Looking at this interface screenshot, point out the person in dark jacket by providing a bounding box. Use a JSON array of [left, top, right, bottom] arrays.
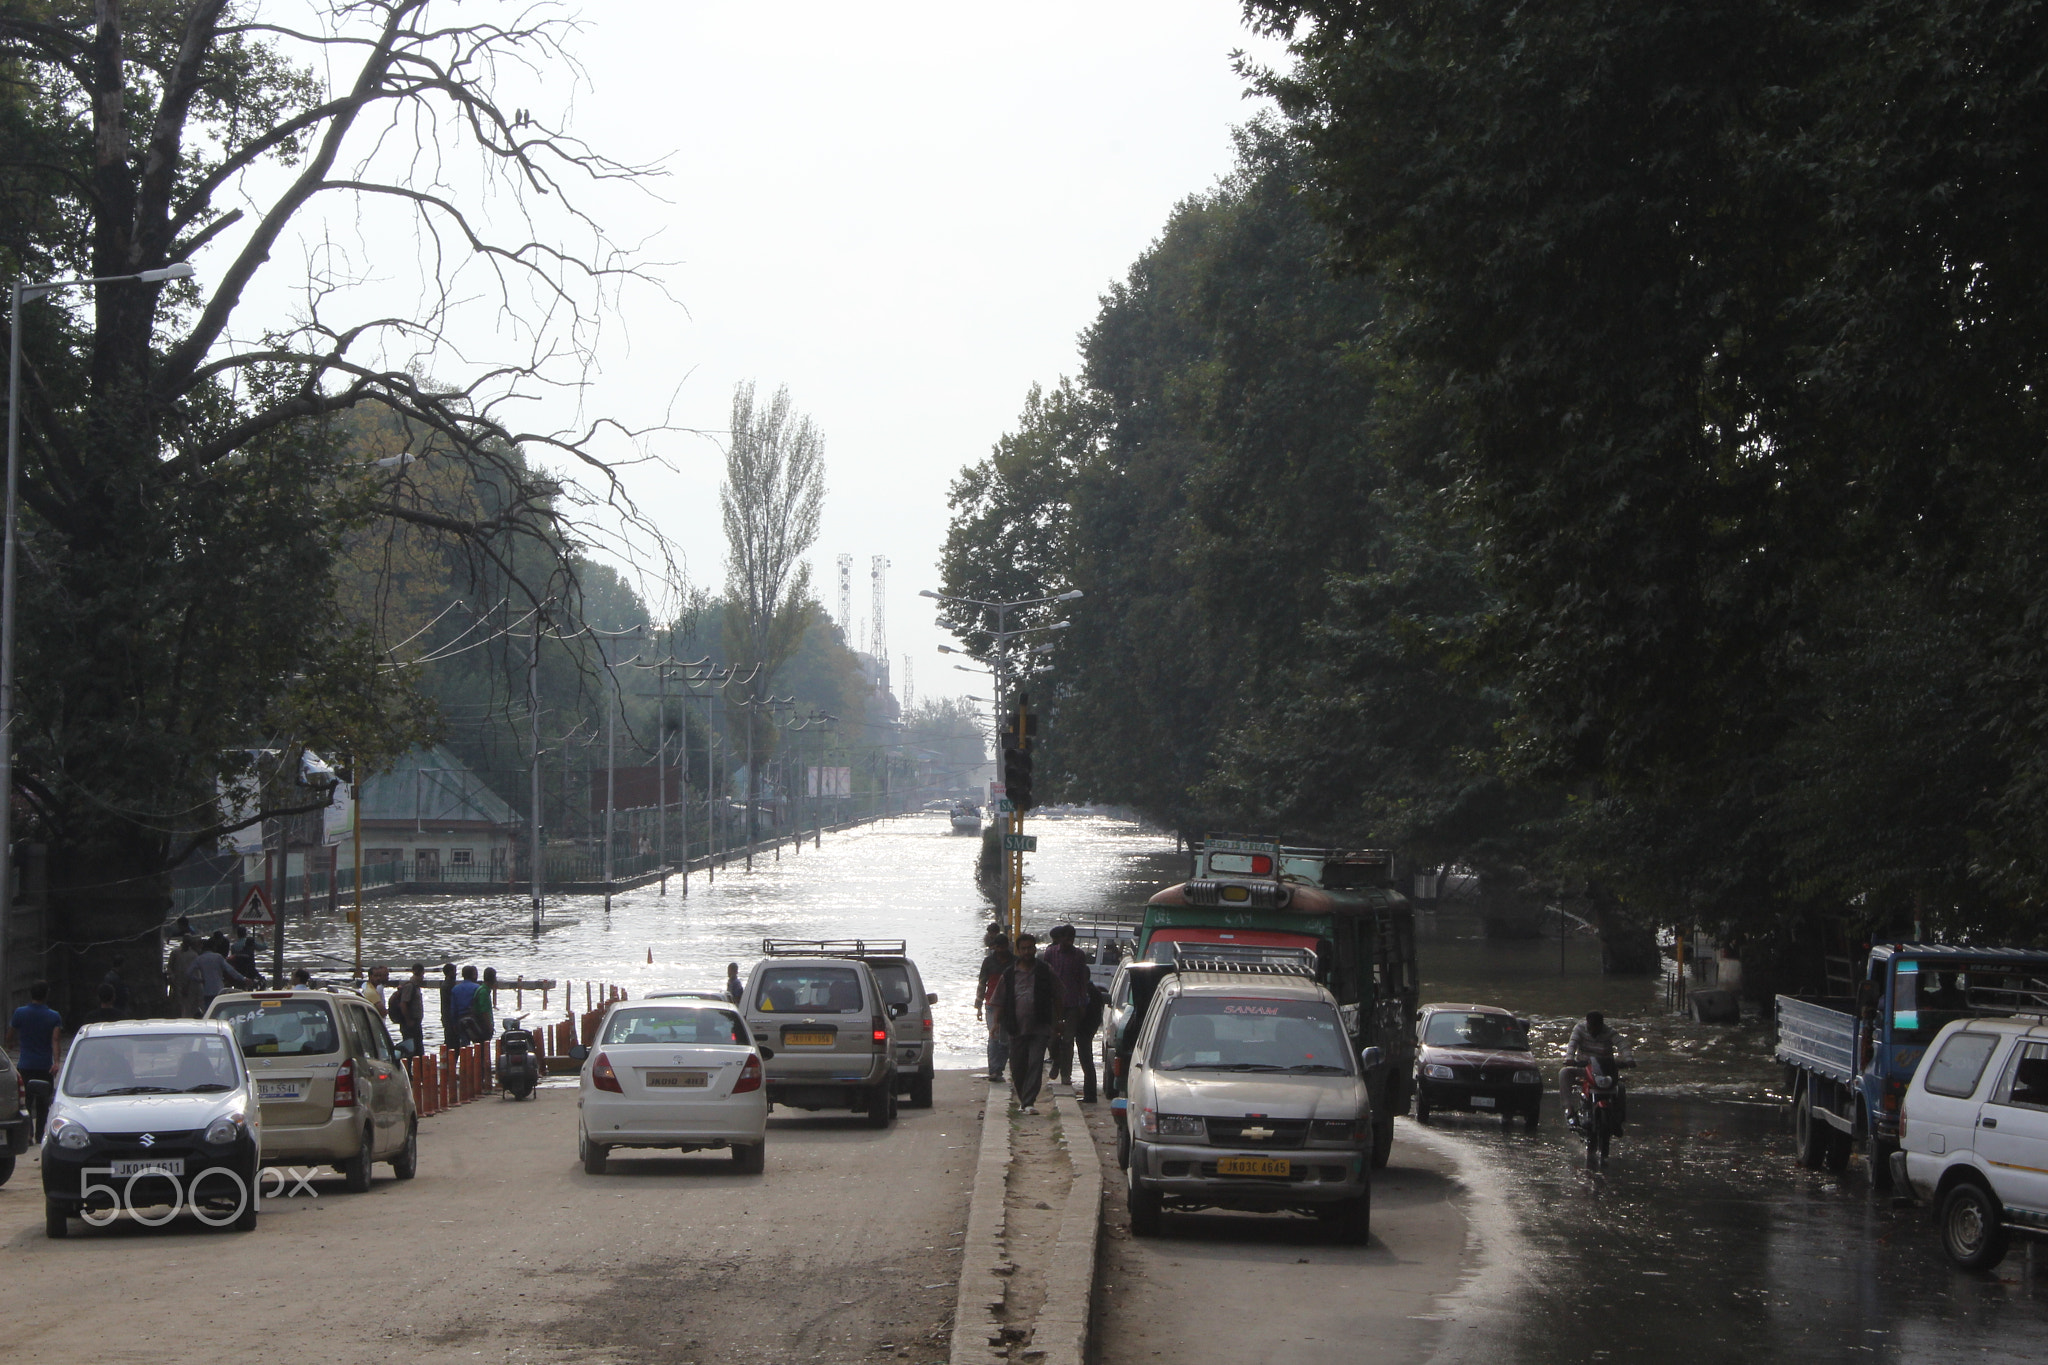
[[976, 935, 1015, 1083], [990, 933, 1059, 1113]]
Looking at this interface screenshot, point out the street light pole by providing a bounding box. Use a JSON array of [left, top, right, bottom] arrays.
[[2, 263, 194, 1009]]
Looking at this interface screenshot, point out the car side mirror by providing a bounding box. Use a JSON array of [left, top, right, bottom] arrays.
[[1412, 1008, 1423, 1023], [1360, 1046, 1385, 1071], [926, 992, 938, 1005], [568, 1044, 589, 1063]]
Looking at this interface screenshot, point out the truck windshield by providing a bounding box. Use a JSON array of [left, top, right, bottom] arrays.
[[1891, 961, 2048, 1044], [1151, 997, 1353, 1074]]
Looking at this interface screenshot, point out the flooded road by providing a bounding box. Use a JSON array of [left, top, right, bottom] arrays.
[[290, 811, 1178, 1066], [289, 819, 2048, 1360], [1418, 913, 2048, 1365]]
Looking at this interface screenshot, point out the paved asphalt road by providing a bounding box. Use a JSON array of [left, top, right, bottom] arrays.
[[1082, 1106, 1480, 1364], [0, 1074, 981, 1365]]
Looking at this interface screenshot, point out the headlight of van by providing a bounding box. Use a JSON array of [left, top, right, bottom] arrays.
[[1139, 1110, 1205, 1138], [204, 1114, 247, 1146], [1423, 1063, 1455, 1079]]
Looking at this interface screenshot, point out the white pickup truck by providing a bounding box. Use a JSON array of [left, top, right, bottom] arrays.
[[1895, 1014, 2048, 1269]]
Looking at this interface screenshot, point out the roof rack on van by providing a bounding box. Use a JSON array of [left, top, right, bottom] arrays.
[[1965, 978, 2048, 1016], [1171, 957, 1317, 979], [761, 938, 908, 960]]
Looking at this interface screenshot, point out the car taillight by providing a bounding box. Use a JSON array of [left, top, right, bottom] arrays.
[[592, 1052, 622, 1093], [921, 1016, 932, 1033], [872, 1018, 888, 1046], [333, 1058, 356, 1108], [733, 1055, 763, 1094]]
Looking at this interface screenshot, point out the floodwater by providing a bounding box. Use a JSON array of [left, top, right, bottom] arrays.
[[287, 811, 1179, 1065], [1417, 910, 2048, 1365], [289, 817, 2048, 1359]]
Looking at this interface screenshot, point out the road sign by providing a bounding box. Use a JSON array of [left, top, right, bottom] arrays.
[[995, 799, 1015, 813], [232, 885, 276, 928], [1003, 834, 1038, 853]]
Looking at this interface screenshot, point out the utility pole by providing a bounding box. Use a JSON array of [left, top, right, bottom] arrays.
[[528, 619, 543, 934], [657, 656, 670, 895], [603, 670, 616, 913], [351, 758, 364, 977]]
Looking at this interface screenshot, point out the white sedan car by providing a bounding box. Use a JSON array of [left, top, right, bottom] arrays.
[[574, 1001, 768, 1174]]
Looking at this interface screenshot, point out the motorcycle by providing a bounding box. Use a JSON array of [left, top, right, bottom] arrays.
[[1567, 1052, 1631, 1169], [496, 1015, 540, 1100]]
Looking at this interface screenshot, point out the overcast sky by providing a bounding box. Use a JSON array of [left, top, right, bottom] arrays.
[[242, 3, 1285, 702]]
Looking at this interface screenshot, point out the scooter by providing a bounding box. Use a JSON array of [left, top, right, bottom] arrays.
[[496, 1015, 540, 1100], [1568, 1053, 1630, 1170]]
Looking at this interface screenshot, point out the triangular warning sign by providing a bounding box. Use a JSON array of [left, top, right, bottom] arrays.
[[232, 885, 276, 927]]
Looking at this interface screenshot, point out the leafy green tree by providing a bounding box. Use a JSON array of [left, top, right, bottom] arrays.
[[0, 2, 663, 1008]]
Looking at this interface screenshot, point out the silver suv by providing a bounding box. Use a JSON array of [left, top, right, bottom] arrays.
[[742, 952, 897, 1127], [1122, 965, 1375, 1242]]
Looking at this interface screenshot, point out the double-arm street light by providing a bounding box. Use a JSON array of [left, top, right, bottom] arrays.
[[2, 263, 197, 1004]]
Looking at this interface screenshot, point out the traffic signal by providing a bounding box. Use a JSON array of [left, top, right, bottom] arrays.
[[1002, 694, 1038, 812], [1003, 741, 1034, 812]]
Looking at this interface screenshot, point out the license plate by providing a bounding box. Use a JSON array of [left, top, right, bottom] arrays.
[[1472, 1095, 1496, 1109], [782, 1031, 834, 1046], [257, 1080, 304, 1102], [645, 1071, 710, 1088], [111, 1158, 186, 1177], [1216, 1156, 1291, 1178]]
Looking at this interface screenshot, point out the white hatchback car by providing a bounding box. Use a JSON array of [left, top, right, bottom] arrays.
[[574, 1000, 768, 1174], [1896, 1014, 2048, 1269]]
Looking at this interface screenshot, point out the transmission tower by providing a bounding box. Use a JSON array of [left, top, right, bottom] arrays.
[[902, 654, 915, 709], [870, 555, 890, 692], [836, 554, 853, 638]]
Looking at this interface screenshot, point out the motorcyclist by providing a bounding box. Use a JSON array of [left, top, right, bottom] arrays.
[[1559, 1010, 1629, 1125]]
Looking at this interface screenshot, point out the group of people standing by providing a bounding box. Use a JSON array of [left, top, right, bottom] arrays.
[[977, 923, 1107, 1113]]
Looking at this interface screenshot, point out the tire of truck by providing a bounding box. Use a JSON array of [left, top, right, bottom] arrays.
[[1370, 1114, 1395, 1169], [1794, 1079, 1827, 1169], [1823, 1119, 1852, 1172], [1939, 1178, 2010, 1272], [1128, 1177, 1164, 1237], [1870, 1136, 1899, 1191]]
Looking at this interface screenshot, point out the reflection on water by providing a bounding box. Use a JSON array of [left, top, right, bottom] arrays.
[[289, 813, 1178, 1065], [1419, 907, 2048, 1365]]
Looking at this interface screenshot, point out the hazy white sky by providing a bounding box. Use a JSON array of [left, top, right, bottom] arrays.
[[562, 3, 1285, 700], [237, 3, 1284, 701]]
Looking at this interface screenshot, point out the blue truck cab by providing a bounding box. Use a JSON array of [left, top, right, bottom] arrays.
[[1775, 943, 2048, 1187]]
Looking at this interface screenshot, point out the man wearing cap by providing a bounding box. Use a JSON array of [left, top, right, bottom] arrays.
[[1041, 924, 1091, 1091]]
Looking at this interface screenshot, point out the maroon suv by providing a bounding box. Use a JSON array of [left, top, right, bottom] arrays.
[[1414, 1002, 1542, 1129]]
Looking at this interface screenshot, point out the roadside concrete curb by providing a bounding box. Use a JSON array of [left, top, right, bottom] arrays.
[[950, 1084, 1014, 1364], [1038, 1093, 1104, 1365]]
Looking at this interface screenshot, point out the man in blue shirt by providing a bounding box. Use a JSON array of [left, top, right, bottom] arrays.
[[6, 981, 64, 1136]]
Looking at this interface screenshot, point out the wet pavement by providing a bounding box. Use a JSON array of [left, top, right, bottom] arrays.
[[1419, 916, 2048, 1365], [287, 817, 2048, 1360]]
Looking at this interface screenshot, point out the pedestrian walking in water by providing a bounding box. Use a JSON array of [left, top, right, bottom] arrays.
[[977, 934, 1014, 1082], [991, 933, 1058, 1113], [725, 962, 744, 1005], [189, 933, 249, 1013], [389, 963, 427, 1056], [1041, 924, 1091, 1088]]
